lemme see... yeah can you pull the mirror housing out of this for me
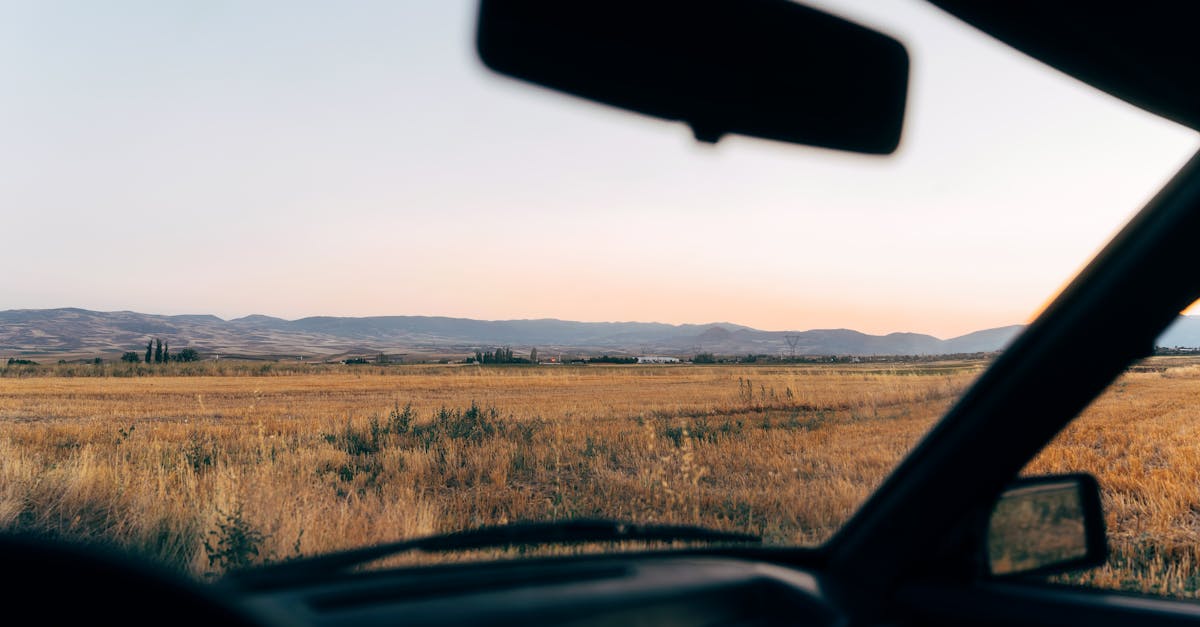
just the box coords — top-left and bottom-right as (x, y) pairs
(986, 474), (1107, 578)
(476, 0), (908, 153)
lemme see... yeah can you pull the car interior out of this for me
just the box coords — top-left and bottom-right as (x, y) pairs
(7, 1), (1200, 626)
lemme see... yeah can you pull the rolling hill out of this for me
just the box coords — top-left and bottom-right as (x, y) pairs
(0, 308), (1033, 360)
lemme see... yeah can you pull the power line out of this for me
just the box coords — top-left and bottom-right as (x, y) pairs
(784, 335), (801, 360)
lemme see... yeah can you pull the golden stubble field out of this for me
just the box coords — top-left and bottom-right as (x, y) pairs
(1, 359), (1198, 597)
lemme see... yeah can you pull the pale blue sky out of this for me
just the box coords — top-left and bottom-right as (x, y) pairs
(3, 0), (1197, 337)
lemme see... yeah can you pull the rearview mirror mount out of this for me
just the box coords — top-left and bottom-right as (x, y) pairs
(476, 0), (909, 154)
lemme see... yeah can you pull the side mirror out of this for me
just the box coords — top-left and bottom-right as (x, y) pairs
(986, 474), (1107, 577)
(476, 0), (908, 153)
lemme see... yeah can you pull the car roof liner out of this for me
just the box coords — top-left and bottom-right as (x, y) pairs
(930, 2), (1200, 132)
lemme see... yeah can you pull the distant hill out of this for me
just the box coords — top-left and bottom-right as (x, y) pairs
(0, 308), (1029, 359)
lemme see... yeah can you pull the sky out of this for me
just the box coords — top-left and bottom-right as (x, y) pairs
(3, 0), (1197, 338)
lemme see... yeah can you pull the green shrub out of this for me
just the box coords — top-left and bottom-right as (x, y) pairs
(203, 504), (267, 572)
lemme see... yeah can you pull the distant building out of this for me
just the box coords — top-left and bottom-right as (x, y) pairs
(637, 356), (680, 364)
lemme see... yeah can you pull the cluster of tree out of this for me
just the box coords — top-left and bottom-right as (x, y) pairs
(6, 358), (37, 366)
(586, 355), (637, 364)
(692, 353), (717, 364)
(121, 338), (200, 364)
(466, 347), (533, 364)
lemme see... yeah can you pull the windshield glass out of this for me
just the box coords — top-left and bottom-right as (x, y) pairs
(1, 0), (1196, 579)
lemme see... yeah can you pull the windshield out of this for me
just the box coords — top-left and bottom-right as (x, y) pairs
(1, 0), (1196, 579)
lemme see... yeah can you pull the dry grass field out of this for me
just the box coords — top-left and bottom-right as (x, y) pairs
(1028, 360), (1200, 597)
(2, 359), (1199, 598)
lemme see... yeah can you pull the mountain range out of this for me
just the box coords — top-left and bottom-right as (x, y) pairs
(0, 308), (1043, 360)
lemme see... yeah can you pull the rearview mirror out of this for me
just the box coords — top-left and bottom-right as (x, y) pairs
(986, 474), (1107, 577)
(476, 0), (908, 154)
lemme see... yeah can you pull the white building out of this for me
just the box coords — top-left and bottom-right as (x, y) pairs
(637, 356), (680, 364)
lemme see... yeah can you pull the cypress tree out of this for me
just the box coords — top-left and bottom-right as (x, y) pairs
(154, 338), (162, 364)
(163, 341), (170, 363)
(145, 339), (153, 364)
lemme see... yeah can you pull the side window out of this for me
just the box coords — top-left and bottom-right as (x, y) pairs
(1019, 346), (1200, 598)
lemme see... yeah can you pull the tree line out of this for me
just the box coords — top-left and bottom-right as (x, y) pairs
(120, 338), (199, 364)
(465, 347), (535, 364)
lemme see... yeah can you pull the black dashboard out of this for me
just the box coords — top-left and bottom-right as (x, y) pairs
(240, 556), (841, 627)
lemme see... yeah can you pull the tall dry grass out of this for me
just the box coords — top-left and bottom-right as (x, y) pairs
(13, 358), (1200, 598)
(1027, 360), (1200, 597)
(0, 363), (971, 578)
